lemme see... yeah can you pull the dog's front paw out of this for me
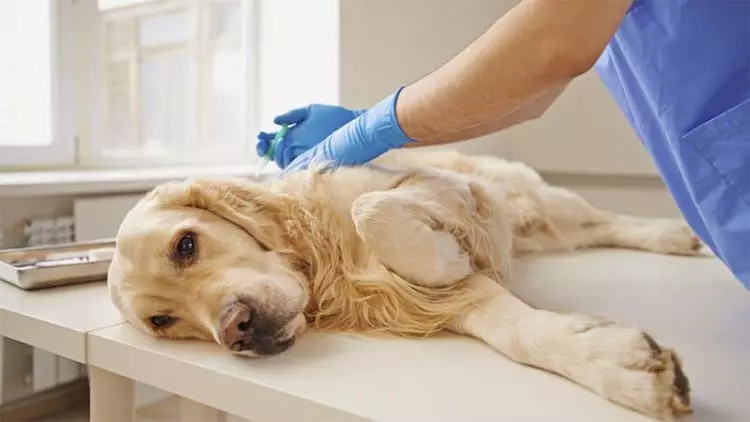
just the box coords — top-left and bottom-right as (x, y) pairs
(573, 319), (692, 420)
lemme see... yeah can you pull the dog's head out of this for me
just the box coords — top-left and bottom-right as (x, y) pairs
(107, 178), (309, 357)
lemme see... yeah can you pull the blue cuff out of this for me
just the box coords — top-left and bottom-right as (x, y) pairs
(364, 86), (416, 149)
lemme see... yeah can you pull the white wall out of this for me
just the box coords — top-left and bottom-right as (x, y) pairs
(257, 0), (340, 129)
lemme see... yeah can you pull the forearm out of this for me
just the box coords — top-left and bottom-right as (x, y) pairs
(397, 0), (633, 144)
(402, 83), (568, 145)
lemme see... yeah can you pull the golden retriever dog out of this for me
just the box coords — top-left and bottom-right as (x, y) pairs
(108, 149), (700, 421)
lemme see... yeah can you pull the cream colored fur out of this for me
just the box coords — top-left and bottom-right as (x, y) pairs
(108, 149), (700, 421)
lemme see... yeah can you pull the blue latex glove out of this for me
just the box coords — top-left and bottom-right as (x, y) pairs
(256, 104), (364, 169)
(282, 87), (415, 174)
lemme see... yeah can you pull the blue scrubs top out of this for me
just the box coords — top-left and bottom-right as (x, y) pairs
(595, 0), (750, 290)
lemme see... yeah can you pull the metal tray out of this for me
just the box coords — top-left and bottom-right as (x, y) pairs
(0, 239), (116, 290)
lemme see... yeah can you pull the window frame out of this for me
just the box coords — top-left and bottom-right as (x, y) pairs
(79, 0), (260, 168)
(1, 0), (259, 170)
(0, 0), (77, 168)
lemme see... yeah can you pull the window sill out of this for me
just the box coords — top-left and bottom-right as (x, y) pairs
(0, 165), (279, 198)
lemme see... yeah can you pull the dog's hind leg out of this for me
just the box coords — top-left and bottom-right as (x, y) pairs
(448, 274), (692, 421)
(524, 186), (703, 256)
(579, 214), (704, 256)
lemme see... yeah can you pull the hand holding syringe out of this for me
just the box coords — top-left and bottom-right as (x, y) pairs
(255, 124), (289, 176)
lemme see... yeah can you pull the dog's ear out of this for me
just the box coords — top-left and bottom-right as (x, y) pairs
(150, 178), (290, 251)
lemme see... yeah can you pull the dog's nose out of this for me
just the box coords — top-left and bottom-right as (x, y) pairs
(219, 301), (294, 355)
(219, 301), (253, 350)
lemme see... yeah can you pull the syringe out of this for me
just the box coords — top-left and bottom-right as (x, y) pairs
(255, 123), (289, 177)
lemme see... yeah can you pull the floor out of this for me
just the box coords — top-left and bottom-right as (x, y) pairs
(37, 396), (180, 422)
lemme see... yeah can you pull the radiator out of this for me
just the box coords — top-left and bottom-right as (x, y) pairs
(73, 194), (144, 242)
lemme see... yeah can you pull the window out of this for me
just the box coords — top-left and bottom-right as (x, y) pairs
(0, 0), (256, 168)
(0, 0), (75, 166)
(91, 0), (255, 166)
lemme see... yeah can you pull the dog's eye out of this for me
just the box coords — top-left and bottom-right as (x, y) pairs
(175, 233), (196, 258)
(149, 315), (177, 329)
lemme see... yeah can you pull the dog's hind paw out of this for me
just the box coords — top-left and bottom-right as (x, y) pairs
(639, 220), (704, 256)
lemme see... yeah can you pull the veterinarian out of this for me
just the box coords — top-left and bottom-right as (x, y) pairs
(256, 0), (750, 290)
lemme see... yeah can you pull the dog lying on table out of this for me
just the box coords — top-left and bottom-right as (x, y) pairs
(107, 149), (698, 421)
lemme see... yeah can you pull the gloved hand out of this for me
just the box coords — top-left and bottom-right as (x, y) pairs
(256, 104), (365, 169)
(281, 87), (415, 175)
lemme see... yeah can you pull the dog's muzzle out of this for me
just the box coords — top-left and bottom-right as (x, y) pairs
(218, 301), (294, 356)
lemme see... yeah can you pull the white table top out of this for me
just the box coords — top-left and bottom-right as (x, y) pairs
(510, 251), (750, 422)
(0, 280), (122, 361)
(87, 250), (750, 422)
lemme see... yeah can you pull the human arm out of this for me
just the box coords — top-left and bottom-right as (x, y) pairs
(395, 0), (634, 144)
(280, 0), (633, 171)
(431, 83), (570, 142)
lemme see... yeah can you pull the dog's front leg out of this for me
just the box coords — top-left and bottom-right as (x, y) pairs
(448, 275), (691, 421)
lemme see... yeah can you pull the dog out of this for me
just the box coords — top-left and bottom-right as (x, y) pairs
(108, 149), (699, 421)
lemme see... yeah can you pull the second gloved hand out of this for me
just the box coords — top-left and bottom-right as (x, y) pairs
(281, 87), (415, 174)
(256, 104), (364, 169)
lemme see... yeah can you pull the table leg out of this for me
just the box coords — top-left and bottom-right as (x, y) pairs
(180, 397), (226, 422)
(88, 366), (134, 422)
